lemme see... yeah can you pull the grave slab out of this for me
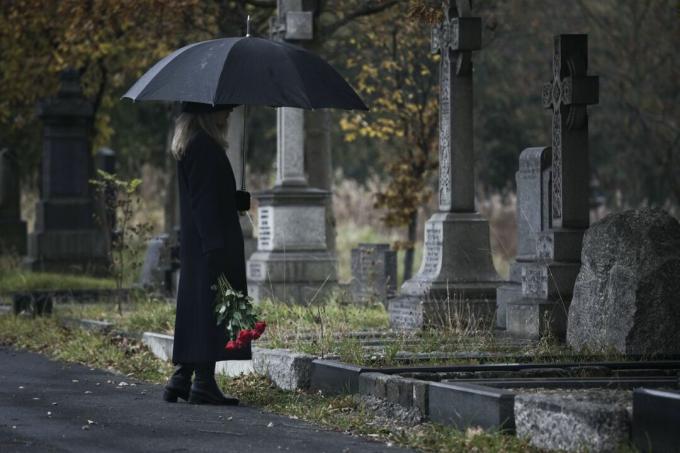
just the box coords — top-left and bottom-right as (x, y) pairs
(310, 360), (363, 395)
(515, 390), (631, 452)
(251, 347), (314, 390)
(428, 381), (515, 432)
(632, 388), (680, 453)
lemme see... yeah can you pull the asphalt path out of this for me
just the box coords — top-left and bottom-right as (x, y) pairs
(0, 347), (412, 453)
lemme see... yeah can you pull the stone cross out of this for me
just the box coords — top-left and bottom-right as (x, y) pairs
(390, 1), (500, 330)
(542, 35), (598, 229)
(271, 0), (314, 187)
(430, 1), (481, 212)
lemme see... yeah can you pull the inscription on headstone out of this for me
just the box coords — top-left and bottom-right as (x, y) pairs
(350, 243), (397, 306)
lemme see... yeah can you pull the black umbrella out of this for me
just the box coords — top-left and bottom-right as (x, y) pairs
(122, 36), (367, 111)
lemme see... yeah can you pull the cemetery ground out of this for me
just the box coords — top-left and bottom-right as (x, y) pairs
(0, 295), (541, 452)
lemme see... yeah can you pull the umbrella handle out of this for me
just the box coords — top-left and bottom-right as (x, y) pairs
(240, 104), (248, 192)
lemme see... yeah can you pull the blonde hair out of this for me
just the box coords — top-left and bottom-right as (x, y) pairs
(170, 110), (230, 159)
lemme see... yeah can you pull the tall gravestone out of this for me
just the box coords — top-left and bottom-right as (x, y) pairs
(388, 1), (501, 330)
(26, 70), (109, 274)
(0, 147), (27, 255)
(505, 35), (598, 339)
(495, 147), (551, 328)
(247, 0), (337, 304)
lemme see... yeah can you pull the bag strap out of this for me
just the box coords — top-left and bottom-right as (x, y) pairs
(240, 105), (248, 191)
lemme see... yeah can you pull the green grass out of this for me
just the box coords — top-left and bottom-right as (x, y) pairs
(0, 271), (116, 293)
(56, 296), (176, 335)
(219, 373), (540, 453)
(0, 315), (171, 382)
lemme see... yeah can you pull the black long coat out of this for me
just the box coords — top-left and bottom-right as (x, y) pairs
(172, 129), (252, 364)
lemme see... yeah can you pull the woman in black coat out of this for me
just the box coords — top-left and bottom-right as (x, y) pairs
(163, 102), (250, 405)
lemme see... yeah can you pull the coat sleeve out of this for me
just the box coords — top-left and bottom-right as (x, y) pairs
(181, 137), (235, 254)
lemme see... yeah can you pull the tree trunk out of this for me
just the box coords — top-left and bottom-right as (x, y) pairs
(403, 210), (418, 282)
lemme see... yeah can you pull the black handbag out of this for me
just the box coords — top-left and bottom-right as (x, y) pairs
(235, 105), (250, 213)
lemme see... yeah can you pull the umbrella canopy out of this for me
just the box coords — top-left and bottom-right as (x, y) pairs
(122, 37), (368, 111)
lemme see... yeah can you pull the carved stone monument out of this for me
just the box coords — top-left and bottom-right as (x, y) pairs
(26, 70), (109, 273)
(247, 1), (337, 304)
(388, 1), (501, 330)
(0, 147), (27, 255)
(495, 147), (551, 328)
(505, 34), (598, 339)
(350, 243), (397, 306)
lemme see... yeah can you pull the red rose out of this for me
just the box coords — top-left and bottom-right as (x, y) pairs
(254, 321), (266, 334)
(252, 330), (261, 340)
(234, 339), (244, 349)
(225, 340), (237, 350)
(238, 329), (253, 343)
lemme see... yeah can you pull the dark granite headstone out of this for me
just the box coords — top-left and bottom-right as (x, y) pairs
(350, 243), (397, 306)
(25, 69), (109, 274)
(0, 147), (27, 255)
(505, 35), (598, 339)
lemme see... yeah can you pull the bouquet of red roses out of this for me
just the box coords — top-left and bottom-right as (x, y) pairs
(213, 274), (266, 350)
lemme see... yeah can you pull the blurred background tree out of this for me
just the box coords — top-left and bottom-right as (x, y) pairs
(1, 0), (677, 281)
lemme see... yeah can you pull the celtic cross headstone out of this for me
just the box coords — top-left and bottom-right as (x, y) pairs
(389, 1), (500, 330)
(504, 35), (599, 339)
(542, 35), (598, 230)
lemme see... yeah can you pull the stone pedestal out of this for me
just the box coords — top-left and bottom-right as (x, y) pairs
(25, 70), (109, 274)
(0, 148), (27, 255)
(389, 4), (500, 330)
(247, 186), (336, 304)
(390, 213), (500, 329)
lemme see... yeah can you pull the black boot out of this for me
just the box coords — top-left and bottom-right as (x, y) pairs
(189, 362), (239, 405)
(163, 363), (194, 402)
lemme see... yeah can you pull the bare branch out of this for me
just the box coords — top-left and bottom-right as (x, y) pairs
(321, 1), (400, 37)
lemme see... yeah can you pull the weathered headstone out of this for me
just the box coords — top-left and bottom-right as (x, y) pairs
(567, 208), (680, 355)
(247, 1), (337, 304)
(138, 234), (175, 293)
(26, 70), (109, 273)
(495, 147), (551, 328)
(389, 1), (501, 330)
(505, 34), (598, 339)
(0, 147), (27, 255)
(350, 243), (397, 306)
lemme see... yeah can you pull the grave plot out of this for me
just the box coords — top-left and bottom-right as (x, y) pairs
(308, 356), (680, 452)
